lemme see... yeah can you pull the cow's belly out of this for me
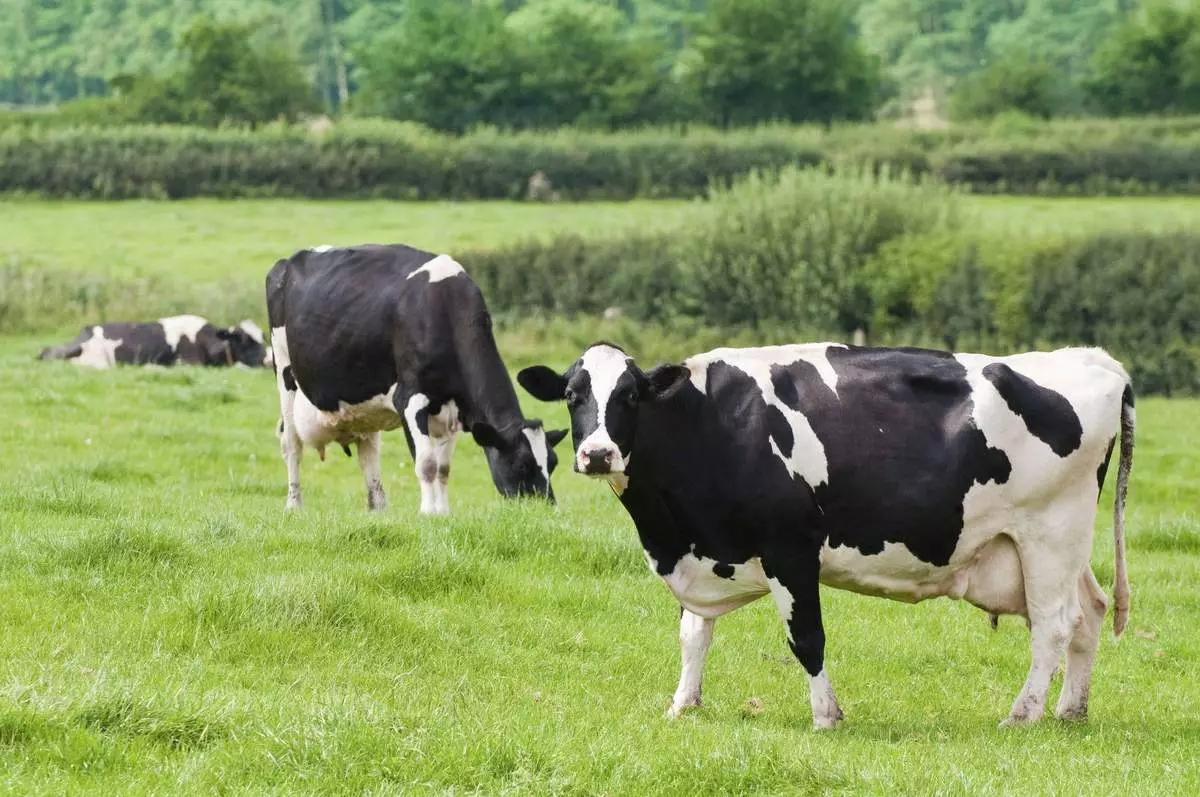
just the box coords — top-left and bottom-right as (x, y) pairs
(293, 384), (402, 450)
(818, 533), (1026, 616)
(656, 553), (771, 618)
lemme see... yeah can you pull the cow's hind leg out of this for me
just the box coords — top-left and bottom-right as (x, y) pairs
(275, 366), (304, 510)
(356, 431), (387, 511)
(1055, 567), (1108, 721)
(1005, 524), (1092, 727)
(765, 550), (843, 730)
(401, 393), (440, 515)
(668, 609), (715, 718)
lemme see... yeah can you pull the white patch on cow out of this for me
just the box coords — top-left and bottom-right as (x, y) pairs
(576, 344), (633, 473)
(659, 552), (770, 618)
(311, 244), (335, 253)
(293, 383), (402, 457)
(523, 426), (550, 485)
(159, 314), (209, 349)
(668, 609), (715, 718)
(809, 670), (843, 730)
(687, 343), (845, 397)
(685, 347), (832, 488)
(407, 253), (465, 283)
(404, 393), (460, 515)
(72, 326), (122, 369)
(238, 319), (265, 344)
(270, 327), (290, 369)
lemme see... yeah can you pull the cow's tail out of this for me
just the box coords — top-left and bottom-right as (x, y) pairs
(1111, 382), (1134, 638)
(38, 343), (82, 361)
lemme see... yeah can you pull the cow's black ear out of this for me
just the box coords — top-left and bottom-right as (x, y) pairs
(518, 365), (568, 402)
(646, 363), (691, 401)
(546, 428), (568, 448)
(472, 422), (508, 450)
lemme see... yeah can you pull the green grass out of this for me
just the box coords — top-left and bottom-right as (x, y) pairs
(5, 195), (1200, 284)
(0, 335), (1197, 795)
(0, 199), (694, 282)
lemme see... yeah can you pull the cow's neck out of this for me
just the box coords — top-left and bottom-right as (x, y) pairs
(453, 316), (526, 434)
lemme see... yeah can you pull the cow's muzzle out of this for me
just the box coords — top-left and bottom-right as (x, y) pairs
(577, 445), (622, 476)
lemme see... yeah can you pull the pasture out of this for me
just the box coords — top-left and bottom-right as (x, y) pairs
(1, 196), (1199, 794)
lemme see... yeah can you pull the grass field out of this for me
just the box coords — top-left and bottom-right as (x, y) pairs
(1, 331), (1198, 795)
(4, 195), (1200, 286)
(3, 195), (1200, 793)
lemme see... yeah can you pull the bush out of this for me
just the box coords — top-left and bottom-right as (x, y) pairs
(9, 115), (1200, 199)
(466, 167), (1200, 394)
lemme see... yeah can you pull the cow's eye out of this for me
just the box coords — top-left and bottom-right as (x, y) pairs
(621, 391), (637, 406)
(565, 388), (578, 405)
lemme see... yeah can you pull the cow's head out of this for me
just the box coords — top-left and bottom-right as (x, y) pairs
(218, 320), (270, 368)
(470, 419), (568, 502)
(517, 343), (691, 479)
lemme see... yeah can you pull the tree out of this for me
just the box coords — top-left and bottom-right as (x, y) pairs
(108, 17), (318, 127)
(689, 0), (881, 126)
(507, 0), (673, 128)
(1084, 2), (1200, 116)
(353, 0), (523, 132)
(949, 55), (1062, 120)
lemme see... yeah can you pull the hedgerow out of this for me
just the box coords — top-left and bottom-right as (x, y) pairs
(7, 116), (1200, 199)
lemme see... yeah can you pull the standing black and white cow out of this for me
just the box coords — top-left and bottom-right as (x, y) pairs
(518, 342), (1134, 728)
(266, 244), (566, 514)
(38, 315), (269, 369)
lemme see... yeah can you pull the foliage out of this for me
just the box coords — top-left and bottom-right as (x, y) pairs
(1084, 1), (1200, 116)
(949, 57), (1063, 121)
(688, 0), (880, 126)
(14, 115), (1200, 199)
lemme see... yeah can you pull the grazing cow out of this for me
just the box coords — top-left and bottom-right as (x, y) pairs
(518, 342), (1134, 728)
(266, 244), (566, 514)
(38, 316), (269, 369)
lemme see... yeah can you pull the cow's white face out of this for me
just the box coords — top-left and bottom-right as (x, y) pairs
(518, 343), (691, 480)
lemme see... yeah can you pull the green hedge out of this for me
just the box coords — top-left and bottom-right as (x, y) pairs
(7, 116), (1200, 198)
(464, 167), (1200, 395)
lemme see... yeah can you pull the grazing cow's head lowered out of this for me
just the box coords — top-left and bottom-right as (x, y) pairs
(471, 419), (568, 501)
(518, 343), (690, 478)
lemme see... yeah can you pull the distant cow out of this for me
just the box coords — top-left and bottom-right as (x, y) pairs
(266, 244), (566, 515)
(39, 315), (269, 369)
(519, 342), (1134, 728)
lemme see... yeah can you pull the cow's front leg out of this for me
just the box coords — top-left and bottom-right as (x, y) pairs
(402, 393), (439, 514)
(668, 608), (714, 718)
(766, 551), (843, 730)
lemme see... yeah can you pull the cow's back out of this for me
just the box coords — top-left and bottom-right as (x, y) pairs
(269, 245), (475, 411)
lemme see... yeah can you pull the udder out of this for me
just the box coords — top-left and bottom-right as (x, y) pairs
(956, 534), (1027, 617)
(293, 387), (401, 452)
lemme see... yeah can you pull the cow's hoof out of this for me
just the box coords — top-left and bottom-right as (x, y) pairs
(667, 697), (701, 719)
(812, 708), (844, 731)
(285, 500), (302, 511)
(1054, 706), (1088, 723)
(999, 714), (1039, 729)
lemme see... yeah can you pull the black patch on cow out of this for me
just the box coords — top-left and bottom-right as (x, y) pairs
(565, 369), (597, 450)
(712, 562), (735, 579)
(765, 405), (794, 460)
(604, 370), (641, 459)
(1097, 436), (1116, 493)
(282, 365), (297, 392)
(411, 403), (430, 436)
(982, 363), (1082, 457)
(770, 348), (1012, 566)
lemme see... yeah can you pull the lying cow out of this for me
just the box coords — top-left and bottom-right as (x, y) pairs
(38, 315), (269, 369)
(266, 244), (566, 515)
(518, 342), (1134, 728)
